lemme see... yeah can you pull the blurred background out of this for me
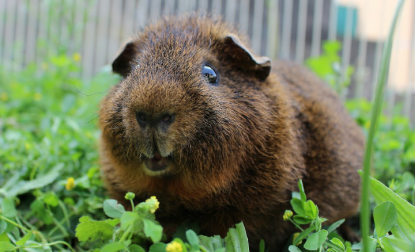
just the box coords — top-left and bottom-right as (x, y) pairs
(0, 0), (414, 121)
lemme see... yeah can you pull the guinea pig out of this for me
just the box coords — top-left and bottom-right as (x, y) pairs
(99, 14), (364, 251)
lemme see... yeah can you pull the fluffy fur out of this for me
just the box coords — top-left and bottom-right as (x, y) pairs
(99, 15), (364, 251)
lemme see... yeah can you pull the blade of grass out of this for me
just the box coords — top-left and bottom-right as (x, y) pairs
(360, 0), (405, 251)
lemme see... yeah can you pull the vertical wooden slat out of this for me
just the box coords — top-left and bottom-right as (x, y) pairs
(197, 0), (208, 14)
(25, 0), (40, 65)
(403, 6), (415, 117)
(81, 2), (98, 78)
(211, 0), (222, 16)
(3, 0), (17, 70)
(295, 0), (307, 63)
(107, 0), (123, 65)
(135, 0), (149, 32)
(311, 0), (323, 57)
(238, 0), (249, 34)
(164, 0), (175, 15)
(328, 0), (337, 41)
(225, 0), (237, 23)
(341, 6), (353, 99)
(354, 38), (368, 98)
(266, 0), (279, 59)
(93, 1), (111, 71)
(252, 0), (264, 54)
(12, 0), (26, 71)
(280, 0), (293, 59)
(151, 0), (162, 19)
(0, 0), (6, 67)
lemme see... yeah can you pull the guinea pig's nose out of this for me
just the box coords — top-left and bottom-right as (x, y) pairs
(136, 112), (175, 129)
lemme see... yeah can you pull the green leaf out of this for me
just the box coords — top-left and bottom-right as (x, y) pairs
(0, 241), (15, 252)
(373, 201), (398, 237)
(303, 230), (328, 250)
(149, 242), (167, 252)
(101, 242), (127, 252)
(288, 245), (302, 252)
(120, 211), (140, 230)
(293, 215), (313, 225)
(143, 219), (163, 243)
(43, 192), (59, 207)
(327, 219), (345, 234)
(368, 175), (415, 242)
(1, 198), (17, 218)
(0, 220), (7, 235)
(30, 199), (53, 224)
(15, 231), (33, 246)
(293, 226), (315, 245)
(75, 216), (119, 242)
(351, 237), (377, 252)
(6, 163), (63, 198)
(304, 200), (318, 219)
(291, 198), (306, 216)
(298, 180), (307, 202)
(235, 222), (249, 252)
(186, 230), (200, 251)
(173, 222), (200, 242)
(330, 237), (345, 250)
(129, 244), (146, 252)
(103, 199), (126, 219)
(215, 249), (226, 252)
(0, 233), (10, 242)
(379, 235), (414, 252)
(259, 239), (265, 252)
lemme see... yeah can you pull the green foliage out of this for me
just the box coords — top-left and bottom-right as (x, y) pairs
(305, 41), (354, 97)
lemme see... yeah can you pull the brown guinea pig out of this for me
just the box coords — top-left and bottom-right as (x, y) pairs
(99, 14), (364, 251)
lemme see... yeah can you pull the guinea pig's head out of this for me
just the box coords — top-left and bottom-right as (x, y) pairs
(100, 15), (276, 196)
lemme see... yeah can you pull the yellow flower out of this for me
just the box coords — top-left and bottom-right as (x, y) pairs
(166, 241), (183, 252)
(65, 177), (75, 191)
(34, 93), (42, 101)
(283, 210), (293, 221)
(73, 53), (81, 62)
(41, 63), (48, 70)
(0, 92), (8, 102)
(146, 196), (160, 213)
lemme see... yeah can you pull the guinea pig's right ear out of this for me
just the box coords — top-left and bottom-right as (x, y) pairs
(222, 34), (271, 80)
(112, 41), (138, 78)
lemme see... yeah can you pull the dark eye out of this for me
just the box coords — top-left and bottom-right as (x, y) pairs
(202, 65), (218, 84)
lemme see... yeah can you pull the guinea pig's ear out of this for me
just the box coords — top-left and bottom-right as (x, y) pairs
(112, 41), (138, 78)
(222, 34), (271, 80)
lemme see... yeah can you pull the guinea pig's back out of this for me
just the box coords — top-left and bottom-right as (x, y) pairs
(273, 60), (364, 222)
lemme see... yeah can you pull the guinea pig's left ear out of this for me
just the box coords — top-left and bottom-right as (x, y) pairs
(112, 41), (138, 78)
(222, 34), (271, 80)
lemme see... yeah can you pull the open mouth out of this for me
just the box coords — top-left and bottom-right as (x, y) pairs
(143, 152), (172, 172)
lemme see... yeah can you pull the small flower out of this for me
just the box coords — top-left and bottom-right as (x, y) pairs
(0, 92), (8, 102)
(73, 53), (81, 62)
(283, 210), (293, 221)
(41, 63), (48, 70)
(34, 93), (42, 101)
(65, 177), (75, 191)
(146, 196), (160, 213)
(166, 241), (183, 252)
(125, 192), (136, 200)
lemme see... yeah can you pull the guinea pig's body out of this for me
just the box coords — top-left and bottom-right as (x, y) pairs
(99, 15), (364, 251)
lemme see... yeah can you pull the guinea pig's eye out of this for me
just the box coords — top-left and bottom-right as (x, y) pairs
(202, 65), (218, 84)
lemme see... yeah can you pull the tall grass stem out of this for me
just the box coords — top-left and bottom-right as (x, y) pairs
(360, 0), (405, 251)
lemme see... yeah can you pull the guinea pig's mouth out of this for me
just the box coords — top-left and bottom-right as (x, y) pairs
(143, 152), (173, 174)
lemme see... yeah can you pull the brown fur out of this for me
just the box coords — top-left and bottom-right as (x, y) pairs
(99, 14), (364, 251)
